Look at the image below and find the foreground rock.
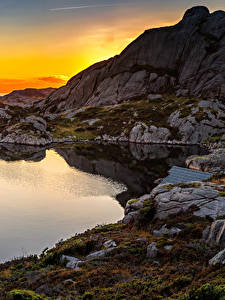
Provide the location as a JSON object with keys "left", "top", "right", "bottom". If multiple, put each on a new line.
{"left": 124, "top": 182, "right": 225, "bottom": 223}
{"left": 152, "top": 182, "right": 225, "bottom": 220}
{"left": 209, "top": 249, "right": 225, "bottom": 265}
{"left": 203, "top": 220, "right": 225, "bottom": 246}
{"left": 61, "top": 255, "right": 83, "bottom": 270}
{"left": 186, "top": 148, "right": 225, "bottom": 174}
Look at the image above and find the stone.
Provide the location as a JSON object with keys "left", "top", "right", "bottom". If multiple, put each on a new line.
{"left": 146, "top": 242, "right": 158, "bottom": 259}
{"left": 209, "top": 249, "right": 225, "bottom": 265}
{"left": 86, "top": 248, "right": 115, "bottom": 260}
{"left": 186, "top": 149, "right": 225, "bottom": 174}
{"left": 202, "top": 220, "right": 225, "bottom": 246}
{"left": 151, "top": 182, "right": 225, "bottom": 220}
{"left": 147, "top": 94, "right": 163, "bottom": 101}
{"left": 153, "top": 225, "right": 181, "bottom": 237}
{"left": 64, "top": 279, "right": 75, "bottom": 284}
{"left": 129, "top": 123, "right": 170, "bottom": 144}
{"left": 164, "top": 245, "right": 173, "bottom": 251}
{"left": 103, "top": 240, "right": 117, "bottom": 248}
{"left": 24, "top": 116, "right": 47, "bottom": 132}
{"left": 136, "top": 238, "right": 149, "bottom": 243}
{"left": 176, "top": 89, "right": 189, "bottom": 97}
{"left": 36, "top": 284, "right": 53, "bottom": 297}
{"left": 61, "top": 255, "right": 83, "bottom": 270}
{"left": 81, "top": 118, "right": 100, "bottom": 126}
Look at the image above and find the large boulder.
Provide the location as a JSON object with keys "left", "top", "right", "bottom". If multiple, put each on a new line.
{"left": 209, "top": 248, "right": 225, "bottom": 265}
{"left": 186, "top": 149, "right": 225, "bottom": 174}
{"left": 152, "top": 182, "right": 225, "bottom": 220}
{"left": 202, "top": 220, "right": 225, "bottom": 246}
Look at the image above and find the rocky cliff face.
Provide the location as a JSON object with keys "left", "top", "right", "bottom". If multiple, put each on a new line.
{"left": 39, "top": 6, "right": 225, "bottom": 113}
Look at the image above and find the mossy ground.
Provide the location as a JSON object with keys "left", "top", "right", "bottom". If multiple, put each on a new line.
{"left": 49, "top": 94, "right": 202, "bottom": 141}
{"left": 0, "top": 210, "right": 224, "bottom": 300}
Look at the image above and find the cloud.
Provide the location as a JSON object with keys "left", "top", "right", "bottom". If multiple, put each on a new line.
{"left": 49, "top": 3, "right": 133, "bottom": 12}
{"left": 38, "top": 76, "right": 68, "bottom": 84}
{"left": 0, "top": 76, "right": 68, "bottom": 94}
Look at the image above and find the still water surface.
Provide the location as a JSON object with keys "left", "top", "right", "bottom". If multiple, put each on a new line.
{"left": 0, "top": 143, "right": 202, "bottom": 262}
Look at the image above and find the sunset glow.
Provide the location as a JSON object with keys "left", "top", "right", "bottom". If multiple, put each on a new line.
{"left": 1, "top": 0, "right": 224, "bottom": 94}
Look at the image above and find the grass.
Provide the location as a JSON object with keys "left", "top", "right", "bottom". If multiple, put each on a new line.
{"left": 0, "top": 208, "right": 221, "bottom": 300}
{"left": 49, "top": 94, "right": 203, "bottom": 142}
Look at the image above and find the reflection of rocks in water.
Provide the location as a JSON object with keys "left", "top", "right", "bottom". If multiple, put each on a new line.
{"left": 55, "top": 143, "right": 202, "bottom": 207}
{"left": 0, "top": 143, "right": 46, "bottom": 162}
{"left": 0, "top": 142, "right": 204, "bottom": 207}
{"left": 129, "top": 143, "right": 170, "bottom": 161}
{"left": 129, "top": 143, "right": 201, "bottom": 163}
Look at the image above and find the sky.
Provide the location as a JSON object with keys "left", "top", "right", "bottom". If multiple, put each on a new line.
{"left": 0, "top": 0, "right": 224, "bottom": 94}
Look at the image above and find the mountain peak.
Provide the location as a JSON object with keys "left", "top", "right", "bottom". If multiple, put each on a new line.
{"left": 183, "top": 6, "right": 210, "bottom": 20}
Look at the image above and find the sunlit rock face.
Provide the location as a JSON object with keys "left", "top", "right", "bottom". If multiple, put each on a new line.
{"left": 39, "top": 6, "right": 225, "bottom": 113}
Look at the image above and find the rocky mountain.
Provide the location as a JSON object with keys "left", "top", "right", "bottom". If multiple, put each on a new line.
{"left": 0, "top": 88, "right": 55, "bottom": 108}
{"left": 0, "top": 6, "right": 224, "bottom": 146}
{"left": 39, "top": 6, "right": 225, "bottom": 113}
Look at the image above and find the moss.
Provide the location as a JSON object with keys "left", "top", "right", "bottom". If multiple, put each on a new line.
{"left": 127, "top": 199, "right": 139, "bottom": 205}
{"left": 9, "top": 290, "right": 44, "bottom": 300}
{"left": 82, "top": 291, "right": 94, "bottom": 300}
{"left": 161, "top": 184, "right": 174, "bottom": 190}
{"left": 92, "top": 223, "right": 126, "bottom": 233}
{"left": 184, "top": 283, "right": 225, "bottom": 300}
{"left": 219, "top": 192, "right": 225, "bottom": 197}
{"left": 137, "top": 199, "right": 155, "bottom": 227}
{"left": 192, "top": 182, "right": 201, "bottom": 188}
{"left": 50, "top": 94, "right": 205, "bottom": 142}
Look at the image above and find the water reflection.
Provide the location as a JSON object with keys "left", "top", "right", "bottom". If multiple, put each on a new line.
{"left": 0, "top": 146, "right": 125, "bottom": 262}
{"left": 54, "top": 143, "right": 202, "bottom": 206}
{"left": 0, "top": 142, "right": 202, "bottom": 262}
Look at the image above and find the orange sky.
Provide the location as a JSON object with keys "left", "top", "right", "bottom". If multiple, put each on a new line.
{"left": 0, "top": 0, "right": 224, "bottom": 95}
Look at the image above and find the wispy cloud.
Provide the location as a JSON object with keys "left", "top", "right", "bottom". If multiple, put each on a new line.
{"left": 49, "top": 3, "right": 133, "bottom": 12}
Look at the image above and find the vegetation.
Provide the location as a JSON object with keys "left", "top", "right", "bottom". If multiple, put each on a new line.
{"left": 47, "top": 94, "right": 203, "bottom": 141}
{"left": 0, "top": 207, "right": 224, "bottom": 300}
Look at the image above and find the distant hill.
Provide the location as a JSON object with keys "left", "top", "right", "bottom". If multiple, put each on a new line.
{"left": 0, "top": 88, "right": 55, "bottom": 108}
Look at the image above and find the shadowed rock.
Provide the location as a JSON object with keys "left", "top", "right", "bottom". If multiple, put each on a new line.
{"left": 38, "top": 6, "right": 225, "bottom": 114}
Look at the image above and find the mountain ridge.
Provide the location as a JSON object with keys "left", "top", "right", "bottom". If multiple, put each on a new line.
{"left": 38, "top": 6, "right": 225, "bottom": 113}
{"left": 0, "top": 6, "right": 224, "bottom": 146}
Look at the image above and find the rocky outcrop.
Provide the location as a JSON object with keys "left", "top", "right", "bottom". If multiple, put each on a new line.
{"left": 0, "top": 116, "right": 53, "bottom": 146}
{"left": 38, "top": 6, "right": 225, "bottom": 114}
{"left": 123, "top": 181, "right": 225, "bottom": 222}
{"left": 146, "top": 242, "right": 158, "bottom": 259}
{"left": 209, "top": 248, "right": 225, "bottom": 265}
{"left": 112, "top": 99, "right": 225, "bottom": 145}
{"left": 152, "top": 182, "right": 225, "bottom": 220}
{"left": 129, "top": 123, "right": 171, "bottom": 144}
{"left": 186, "top": 149, "right": 225, "bottom": 174}
{"left": 202, "top": 220, "right": 225, "bottom": 246}
{"left": 153, "top": 225, "right": 181, "bottom": 237}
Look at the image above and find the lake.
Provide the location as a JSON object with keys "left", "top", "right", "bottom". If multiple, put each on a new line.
{"left": 0, "top": 142, "right": 202, "bottom": 262}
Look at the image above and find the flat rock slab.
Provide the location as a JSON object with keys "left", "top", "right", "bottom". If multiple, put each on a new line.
{"left": 153, "top": 182, "right": 225, "bottom": 220}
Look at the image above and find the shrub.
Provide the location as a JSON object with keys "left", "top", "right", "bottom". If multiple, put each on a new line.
{"left": 185, "top": 283, "right": 225, "bottom": 300}
{"left": 9, "top": 290, "right": 44, "bottom": 300}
